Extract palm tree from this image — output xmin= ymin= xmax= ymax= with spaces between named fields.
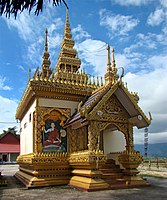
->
xmin=0 ymin=0 xmax=68 ymax=18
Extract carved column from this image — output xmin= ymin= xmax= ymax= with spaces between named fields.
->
xmin=67 ymin=127 xmax=77 ymax=153
xmin=34 ymin=99 xmax=43 ymax=153
xmin=126 ymin=123 xmax=134 ymax=152
xmin=88 ymin=121 xmax=99 ymax=152
xmin=34 ymin=111 xmax=43 ymax=153
xmin=118 ymin=122 xmax=144 ymax=185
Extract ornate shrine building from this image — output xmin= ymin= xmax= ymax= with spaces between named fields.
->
xmin=15 ymin=9 xmax=152 ymax=191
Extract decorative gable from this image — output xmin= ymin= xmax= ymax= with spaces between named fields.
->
xmin=89 ymin=95 xmax=129 ymax=123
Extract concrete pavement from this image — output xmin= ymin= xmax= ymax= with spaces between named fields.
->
xmin=0 ymin=164 xmax=167 ymax=200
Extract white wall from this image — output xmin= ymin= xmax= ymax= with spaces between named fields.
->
xmin=20 ymin=98 xmax=79 ymax=155
xmin=103 ymin=129 xmax=126 ymax=154
xmin=20 ymin=100 xmax=36 ymax=155
xmin=39 ymin=98 xmax=79 ymax=115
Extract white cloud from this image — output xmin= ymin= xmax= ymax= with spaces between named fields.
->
xmin=147 ymin=8 xmax=165 ymax=26
xmin=148 ymin=54 xmax=167 ymax=69
xmin=47 ymin=18 xmax=63 ymax=49
xmin=123 ymin=56 xmax=167 ymax=143
xmin=113 ymin=0 xmax=151 ymax=6
xmin=124 ymin=33 xmax=158 ymax=54
xmin=18 ymin=65 xmax=26 ymax=72
xmin=76 ymin=39 xmax=107 ymax=75
xmin=134 ymin=129 xmax=167 ymax=144
xmin=115 ymin=53 xmax=131 ymax=70
xmin=0 ymin=96 xmax=19 ymax=134
xmin=124 ymin=30 xmax=167 ymax=55
xmin=2 ymin=8 xmax=64 ymax=68
xmin=3 ymin=11 xmax=34 ymax=41
xmin=148 ymin=132 xmax=167 ymax=143
xmin=137 ymin=33 xmax=158 ymax=49
xmin=99 ymin=9 xmax=139 ymax=38
xmin=0 ymin=76 xmax=12 ymax=91
xmin=72 ymin=24 xmax=91 ymax=41
xmin=26 ymin=37 xmax=43 ymax=66
xmin=160 ymin=0 xmax=167 ymax=8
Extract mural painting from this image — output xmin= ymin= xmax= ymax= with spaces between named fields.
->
xmin=42 ymin=118 xmax=67 ymax=152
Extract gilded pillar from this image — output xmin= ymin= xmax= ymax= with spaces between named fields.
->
xmin=34 ymin=99 xmax=42 ymax=153
xmin=67 ymin=127 xmax=77 ymax=153
xmin=88 ymin=121 xmax=99 ymax=152
xmin=126 ymin=123 xmax=134 ymax=152
xmin=34 ymin=111 xmax=42 ymax=153
xmin=118 ymin=122 xmax=144 ymax=185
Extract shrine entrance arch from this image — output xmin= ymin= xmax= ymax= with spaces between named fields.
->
xmin=102 ymin=124 xmax=126 ymax=154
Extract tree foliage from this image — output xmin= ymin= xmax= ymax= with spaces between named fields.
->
xmin=0 ymin=0 xmax=68 ymax=18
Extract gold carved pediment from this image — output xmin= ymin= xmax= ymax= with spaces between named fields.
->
xmin=42 ymin=108 xmax=69 ymax=126
xmin=89 ymin=95 xmax=129 ymax=123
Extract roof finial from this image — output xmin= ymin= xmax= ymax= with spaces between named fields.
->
xmin=42 ymin=28 xmax=50 ymax=69
xmin=64 ymin=7 xmax=72 ymax=40
xmin=44 ymin=28 xmax=48 ymax=52
xmin=104 ymin=45 xmax=118 ymax=85
xmin=106 ymin=44 xmax=111 ymax=70
xmin=40 ymin=28 xmax=51 ymax=78
xmin=112 ymin=48 xmax=116 ymax=71
xmin=66 ymin=7 xmax=69 ymax=23
xmin=55 ymin=8 xmax=81 ymax=74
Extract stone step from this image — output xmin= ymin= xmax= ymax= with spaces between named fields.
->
xmin=100 ymin=168 xmax=123 ymax=173
xmin=105 ymin=159 xmax=116 ymax=164
xmin=102 ymin=173 xmax=123 ymax=179
xmin=106 ymin=179 xmax=126 ymax=187
xmin=101 ymin=164 xmax=120 ymax=169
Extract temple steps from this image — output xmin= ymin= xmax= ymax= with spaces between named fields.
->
xmin=100 ymin=159 xmax=126 ymax=188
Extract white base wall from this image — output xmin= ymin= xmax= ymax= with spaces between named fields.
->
xmin=20 ymin=100 xmax=36 ymax=155
xmin=20 ymin=98 xmax=80 ymax=155
xmin=103 ymin=129 xmax=126 ymax=154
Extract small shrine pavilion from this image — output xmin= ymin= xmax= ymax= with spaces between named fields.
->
xmin=15 ymin=9 xmax=152 ymax=191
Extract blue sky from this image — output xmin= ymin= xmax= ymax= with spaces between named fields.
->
xmin=0 ymin=0 xmax=167 ymax=144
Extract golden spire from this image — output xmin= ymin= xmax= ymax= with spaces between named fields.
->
xmin=107 ymin=44 xmax=111 ymax=70
xmin=64 ymin=8 xmax=72 ymax=40
xmin=40 ymin=28 xmax=52 ymax=78
xmin=42 ymin=28 xmax=51 ymax=69
xmin=44 ymin=28 xmax=48 ymax=52
xmin=104 ymin=44 xmax=118 ymax=85
xmin=111 ymin=48 xmax=117 ymax=75
xmin=55 ymin=8 xmax=81 ymax=73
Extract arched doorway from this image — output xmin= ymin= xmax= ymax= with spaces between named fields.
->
xmin=103 ymin=124 xmax=126 ymax=154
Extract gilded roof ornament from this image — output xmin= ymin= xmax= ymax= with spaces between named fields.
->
xmin=64 ymin=8 xmax=72 ymax=40
xmin=105 ymin=44 xmax=118 ymax=85
xmin=55 ymin=8 xmax=81 ymax=74
xmin=107 ymin=44 xmax=112 ymax=71
xmin=40 ymin=28 xmax=52 ymax=78
xmin=111 ymin=48 xmax=116 ymax=71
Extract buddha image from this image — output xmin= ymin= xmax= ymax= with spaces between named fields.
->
xmin=42 ymin=119 xmax=67 ymax=152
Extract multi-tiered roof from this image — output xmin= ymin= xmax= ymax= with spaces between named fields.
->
xmin=16 ymin=9 xmax=100 ymax=120
xmin=16 ymin=9 xmax=152 ymax=128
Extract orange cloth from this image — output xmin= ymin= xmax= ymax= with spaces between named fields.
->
xmin=44 ymin=128 xmax=61 ymax=146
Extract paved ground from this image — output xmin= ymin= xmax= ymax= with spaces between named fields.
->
xmin=0 ymin=164 xmax=167 ymax=200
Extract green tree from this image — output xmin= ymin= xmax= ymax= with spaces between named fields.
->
xmin=0 ymin=0 xmax=68 ymax=18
